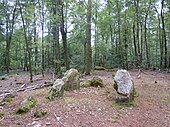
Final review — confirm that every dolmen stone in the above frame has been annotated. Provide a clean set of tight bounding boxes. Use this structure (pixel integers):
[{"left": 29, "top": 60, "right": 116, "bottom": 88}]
[
  {"left": 62, "top": 68, "right": 80, "bottom": 91},
  {"left": 48, "top": 68, "right": 80, "bottom": 100},
  {"left": 114, "top": 69, "right": 134, "bottom": 103}
]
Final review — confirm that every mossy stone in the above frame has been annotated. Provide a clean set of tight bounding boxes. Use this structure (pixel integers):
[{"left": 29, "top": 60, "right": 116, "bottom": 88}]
[{"left": 16, "top": 96, "right": 36, "bottom": 114}]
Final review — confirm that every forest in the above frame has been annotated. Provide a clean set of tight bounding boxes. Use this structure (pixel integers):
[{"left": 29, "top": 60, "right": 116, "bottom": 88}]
[
  {"left": 0, "top": 0, "right": 170, "bottom": 126},
  {"left": 0, "top": 0, "right": 169, "bottom": 80}
]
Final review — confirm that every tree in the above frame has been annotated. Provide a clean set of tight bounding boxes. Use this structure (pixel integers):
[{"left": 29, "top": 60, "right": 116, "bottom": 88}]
[
  {"left": 52, "top": 0, "right": 61, "bottom": 75},
  {"left": 19, "top": 0, "right": 33, "bottom": 82},
  {"left": 85, "top": 0, "right": 92, "bottom": 75},
  {"left": 58, "top": 0, "right": 70, "bottom": 70},
  {"left": 4, "top": 0, "right": 17, "bottom": 73},
  {"left": 160, "top": 0, "right": 167, "bottom": 68}
]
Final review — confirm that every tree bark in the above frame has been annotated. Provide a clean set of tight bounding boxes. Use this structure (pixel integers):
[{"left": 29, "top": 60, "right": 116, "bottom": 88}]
[
  {"left": 53, "top": 1, "right": 61, "bottom": 75},
  {"left": 19, "top": 3, "right": 33, "bottom": 82},
  {"left": 41, "top": 0, "right": 45, "bottom": 77},
  {"left": 59, "top": 0, "right": 70, "bottom": 70},
  {"left": 34, "top": 11, "right": 38, "bottom": 74},
  {"left": 85, "top": 0, "right": 92, "bottom": 75},
  {"left": 160, "top": 0, "right": 167, "bottom": 68},
  {"left": 133, "top": 22, "right": 138, "bottom": 66},
  {"left": 5, "top": 3, "right": 17, "bottom": 73},
  {"left": 144, "top": 1, "right": 151, "bottom": 67}
]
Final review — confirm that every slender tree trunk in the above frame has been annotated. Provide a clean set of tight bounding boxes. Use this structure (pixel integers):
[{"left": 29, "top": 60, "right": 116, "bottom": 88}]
[
  {"left": 155, "top": 7, "right": 163, "bottom": 68},
  {"left": 134, "top": 0, "right": 140, "bottom": 67},
  {"left": 94, "top": 0, "right": 98, "bottom": 68},
  {"left": 160, "top": 0, "right": 167, "bottom": 68},
  {"left": 34, "top": 11, "right": 38, "bottom": 74},
  {"left": 41, "top": 0, "right": 45, "bottom": 77},
  {"left": 144, "top": 2, "right": 151, "bottom": 67},
  {"left": 116, "top": 0, "right": 122, "bottom": 67},
  {"left": 59, "top": 0, "right": 69, "bottom": 70},
  {"left": 124, "top": 11, "right": 128, "bottom": 70},
  {"left": 53, "top": 1, "right": 61, "bottom": 75},
  {"left": 140, "top": 22, "right": 143, "bottom": 64},
  {"left": 85, "top": 0, "right": 92, "bottom": 75},
  {"left": 133, "top": 22, "right": 138, "bottom": 66},
  {"left": 5, "top": 5, "right": 16, "bottom": 73},
  {"left": 19, "top": 4, "right": 33, "bottom": 82},
  {"left": 56, "top": 23, "right": 60, "bottom": 75}
]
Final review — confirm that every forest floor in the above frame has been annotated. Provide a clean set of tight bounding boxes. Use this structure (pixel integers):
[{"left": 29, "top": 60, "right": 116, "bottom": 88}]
[{"left": 0, "top": 69, "right": 170, "bottom": 127}]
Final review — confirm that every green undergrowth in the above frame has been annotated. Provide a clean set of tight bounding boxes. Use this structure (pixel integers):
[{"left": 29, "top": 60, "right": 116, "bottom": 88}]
[
  {"left": 112, "top": 100, "right": 137, "bottom": 109},
  {"left": 16, "top": 96, "right": 36, "bottom": 114},
  {"left": 95, "top": 66, "right": 105, "bottom": 70},
  {"left": 34, "top": 109, "right": 47, "bottom": 118},
  {"left": 0, "top": 111, "right": 4, "bottom": 118},
  {"left": 0, "top": 94, "right": 14, "bottom": 106},
  {"left": 64, "top": 97, "right": 76, "bottom": 104},
  {"left": 82, "top": 77, "right": 104, "bottom": 88}
]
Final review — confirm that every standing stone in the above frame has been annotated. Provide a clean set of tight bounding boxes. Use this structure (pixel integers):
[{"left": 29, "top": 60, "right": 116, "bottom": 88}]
[
  {"left": 114, "top": 69, "right": 134, "bottom": 103},
  {"left": 48, "top": 79, "right": 65, "bottom": 100},
  {"left": 48, "top": 68, "right": 80, "bottom": 100},
  {"left": 52, "top": 79, "right": 65, "bottom": 96},
  {"left": 62, "top": 68, "right": 80, "bottom": 91}
]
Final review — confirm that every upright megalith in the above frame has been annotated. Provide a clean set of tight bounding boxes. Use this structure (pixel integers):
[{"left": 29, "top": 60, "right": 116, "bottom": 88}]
[
  {"left": 48, "top": 79, "right": 65, "bottom": 100},
  {"left": 48, "top": 68, "right": 80, "bottom": 100},
  {"left": 62, "top": 68, "right": 80, "bottom": 91},
  {"left": 114, "top": 69, "right": 134, "bottom": 103}
]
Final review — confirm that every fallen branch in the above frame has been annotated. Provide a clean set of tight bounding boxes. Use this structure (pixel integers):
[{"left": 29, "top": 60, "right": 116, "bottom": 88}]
[{"left": 54, "top": 113, "right": 66, "bottom": 127}]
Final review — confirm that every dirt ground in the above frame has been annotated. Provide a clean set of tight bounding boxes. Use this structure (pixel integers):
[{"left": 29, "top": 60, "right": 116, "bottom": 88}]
[{"left": 0, "top": 69, "right": 170, "bottom": 127}]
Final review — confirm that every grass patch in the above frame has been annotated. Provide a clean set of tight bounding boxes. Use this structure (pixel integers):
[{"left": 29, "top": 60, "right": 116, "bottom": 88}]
[
  {"left": 0, "top": 93, "right": 14, "bottom": 106},
  {"left": 0, "top": 111, "right": 4, "bottom": 118},
  {"left": 64, "top": 97, "right": 76, "bottom": 104},
  {"left": 16, "top": 96, "right": 36, "bottom": 114},
  {"left": 112, "top": 111, "right": 121, "bottom": 123},
  {"left": 160, "top": 93, "right": 170, "bottom": 103},
  {"left": 112, "top": 100, "right": 136, "bottom": 109},
  {"left": 95, "top": 66, "right": 105, "bottom": 70},
  {"left": 33, "top": 89, "right": 49, "bottom": 96}
]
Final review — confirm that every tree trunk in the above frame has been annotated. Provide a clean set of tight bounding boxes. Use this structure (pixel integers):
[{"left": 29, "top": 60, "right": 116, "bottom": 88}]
[
  {"left": 85, "top": 0, "right": 92, "bottom": 75},
  {"left": 144, "top": 1, "right": 151, "bottom": 67},
  {"left": 34, "top": 11, "right": 38, "bottom": 74},
  {"left": 134, "top": 0, "right": 140, "bottom": 67},
  {"left": 41, "top": 0, "right": 45, "bottom": 77},
  {"left": 116, "top": 0, "right": 122, "bottom": 67},
  {"left": 5, "top": 5, "right": 16, "bottom": 73},
  {"left": 140, "top": 22, "right": 143, "bottom": 64},
  {"left": 160, "top": 0, "right": 167, "bottom": 68},
  {"left": 19, "top": 3, "right": 33, "bottom": 82},
  {"left": 59, "top": 0, "right": 70, "bottom": 70},
  {"left": 133, "top": 22, "right": 138, "bottom": 66},
  {"left": 94, "top": 0, "right": 98, "bottom": 68}
]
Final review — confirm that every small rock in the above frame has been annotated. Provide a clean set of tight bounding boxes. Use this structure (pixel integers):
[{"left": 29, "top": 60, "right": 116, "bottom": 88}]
[{"left": 46, "top": 122, "right": 51, "bottom": 125}]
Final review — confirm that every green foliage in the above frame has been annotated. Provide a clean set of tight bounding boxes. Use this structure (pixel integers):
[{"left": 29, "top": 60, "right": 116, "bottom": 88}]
[{"left": 0, "top": 0, "right": 169, "bottom": 75}]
